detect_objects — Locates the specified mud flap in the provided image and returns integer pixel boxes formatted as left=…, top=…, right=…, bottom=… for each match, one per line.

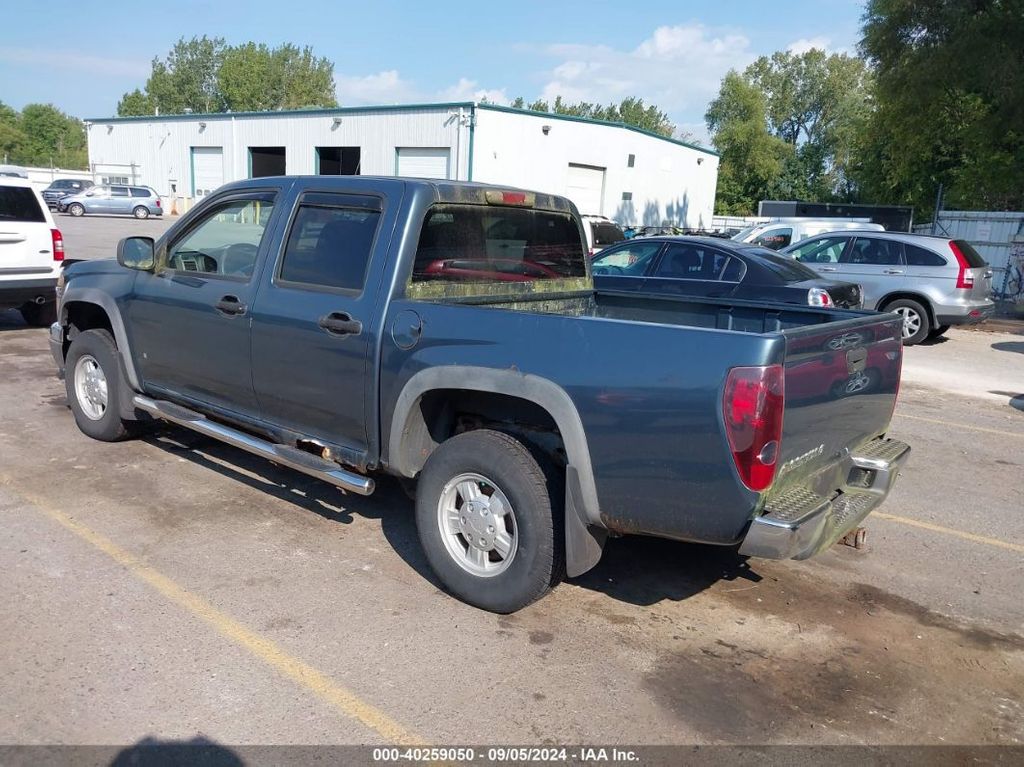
left=565, top=465, right=607, bottom=577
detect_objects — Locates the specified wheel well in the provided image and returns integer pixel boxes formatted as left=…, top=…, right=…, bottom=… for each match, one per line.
left=396, top=389, right=564, bottom=477
left=877, top=292, right=936, bottom=325
left=62, top=301, right=114, bottom=357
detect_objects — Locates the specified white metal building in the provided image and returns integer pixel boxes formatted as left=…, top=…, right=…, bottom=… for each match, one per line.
left=85, top=102, right=719, bottom=227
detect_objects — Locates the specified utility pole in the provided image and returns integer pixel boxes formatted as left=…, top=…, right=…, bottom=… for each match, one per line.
left=931, top=183, right=944, bottom=235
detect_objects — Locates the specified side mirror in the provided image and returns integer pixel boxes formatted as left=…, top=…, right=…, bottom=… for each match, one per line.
left=117, top=236, right=155, bottom=271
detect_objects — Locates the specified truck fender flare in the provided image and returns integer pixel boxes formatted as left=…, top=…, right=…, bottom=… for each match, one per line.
left=60, top=287, right=142, bottom=391
left=389, top=366, right=607, bottom=577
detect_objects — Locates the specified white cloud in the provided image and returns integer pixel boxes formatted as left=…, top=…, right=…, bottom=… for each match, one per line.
left=334, top=70, right=421, bottom=104
left=532, top=24, right=757, bottom=133
left=787, top=36, right=833, bottom=55
left=0, top=46, right=147, bottom=78
left=439, top=77, right=510, bottom=105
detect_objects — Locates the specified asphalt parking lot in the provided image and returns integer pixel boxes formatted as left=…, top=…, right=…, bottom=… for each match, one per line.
left=1, top=216, right=1022, bottom=748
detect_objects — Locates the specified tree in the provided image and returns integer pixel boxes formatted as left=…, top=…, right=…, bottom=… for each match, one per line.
left=117, top=37, right=336, bottom=116
left=0, top=102, right=86, bottom=168
left=705, top=72, right=793, bottom=214
left=508, top=95, right=676, bottom=137
left=859, top=0, right=1024, bottom=212
left=0, top=101, right=27, bottom=163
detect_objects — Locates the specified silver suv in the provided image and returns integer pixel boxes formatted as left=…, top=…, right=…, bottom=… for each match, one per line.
left=782, top=231, right=994, bottom=345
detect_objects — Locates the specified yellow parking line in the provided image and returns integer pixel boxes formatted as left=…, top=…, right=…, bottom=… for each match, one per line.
left=872, top=511, right=1024, bottom=554
left=2, top=480, right=423, bottom=746
left=894, top=412, right=1024, bottom=439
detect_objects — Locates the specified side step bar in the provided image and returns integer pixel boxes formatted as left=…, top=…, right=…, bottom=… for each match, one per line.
left=132, top=395, right=375, bottom=496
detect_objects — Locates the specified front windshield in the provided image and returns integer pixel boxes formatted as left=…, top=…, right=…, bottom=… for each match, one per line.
left=731, top=224, right=763, bottom=242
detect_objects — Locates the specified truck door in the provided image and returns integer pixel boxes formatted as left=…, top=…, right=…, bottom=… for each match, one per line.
left=250, top=189, right=396, bottom=462
left=128, top=190, right=282, bottom=415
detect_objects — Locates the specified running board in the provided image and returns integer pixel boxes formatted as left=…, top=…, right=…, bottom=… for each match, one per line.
left=132, top=395, right=375, bottom=496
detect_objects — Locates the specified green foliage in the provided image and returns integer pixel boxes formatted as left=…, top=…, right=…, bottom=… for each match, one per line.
left=509, top=96, right=677, bottom=138
left=117, top=36, right=337, bottom=116
left=0, top=101, right=86, bottom=169
left=706, top=51, right=871, bottom=214
left=859, top=0, right=1024, bottom=212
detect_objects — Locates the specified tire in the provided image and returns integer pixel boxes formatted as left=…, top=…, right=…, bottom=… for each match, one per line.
left=65, top=329, right=135, bottom=442
left=928, top=325, right=950, bottom=339
left=883, top=298, right=931, bottom=345
left=68, top=203, right=85, bottom=217
left=415, top=429, right=563, bottom=613
left=133, top=205, right=150, bottom=219
left=19, top=301, right=57, bottom=327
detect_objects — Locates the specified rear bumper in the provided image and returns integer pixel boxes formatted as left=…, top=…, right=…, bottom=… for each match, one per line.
left=739, top=437, right=911, bottom=560
left=936, top=300, right=995, bottom=326
left=0, top=277, right=58, bottom=309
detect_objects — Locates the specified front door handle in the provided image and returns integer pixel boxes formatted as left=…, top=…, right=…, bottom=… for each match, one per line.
left=215, top=295, right=247, bottom=316
left=818, top=266, right=837, bottom=272
left=318, top=311, right=362, bottom=336
left=883, top=269, right=905, bottom=275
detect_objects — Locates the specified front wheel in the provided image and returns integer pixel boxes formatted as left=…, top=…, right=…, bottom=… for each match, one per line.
left=68, top=203, right=85, bottom=217
left=415, top=429, right=563, bottom=613
left=884, top=298, right=931, bottom=345
left=65, top=329, right=136, bottom=441
left=133, top=205, right=150, bottom=219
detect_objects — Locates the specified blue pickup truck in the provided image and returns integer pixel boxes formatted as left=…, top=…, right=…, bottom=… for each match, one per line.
left=49, top=177, right=909, bottom=612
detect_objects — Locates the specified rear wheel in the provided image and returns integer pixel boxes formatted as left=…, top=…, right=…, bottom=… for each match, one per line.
left=415, top=429, right=563, bottom=613
left=19, top=301, right=57, bottom=327
left=884, top=298, right=931, bottom=345
left=928, top=325, right=950, bottom=339
left=68, top=203, right=85, bottom=217
left=65, top=329, right=136, bottom=441
left=133, top=205, right=150, bottom=219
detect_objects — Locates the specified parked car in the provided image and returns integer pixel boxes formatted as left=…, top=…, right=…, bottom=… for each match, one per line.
left=733, top=219, right=885, bottom=250
left=50, top=177, right=909, bottom=613
left=0, top=177, right=64, bottom=326
left=592, top=236, right=864, bottom=308
left=41, top=178, right=94, bottom=209
left=581, top=214, right=625, bottom=255
left=58, top=184, right=162, bottom=219
left=782, top=231, right=995, bottom=344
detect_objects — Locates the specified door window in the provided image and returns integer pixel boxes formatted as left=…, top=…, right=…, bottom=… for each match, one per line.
left=279, top=194, right=382, bottom=292
left=788, top=235, right=850, bottom=264
left=110, top=186, right=129, bottom=198
left=167, top=196, right=276, bottom=279
left=591, top=241, right=662, bottom=275
left=654, top=243, right=726, bottom=279
left=842, top=238, right=903, bottom=265
left=752, top=227, right=793, bottom=250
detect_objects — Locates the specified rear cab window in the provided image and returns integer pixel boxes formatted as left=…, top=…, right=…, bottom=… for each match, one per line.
left=752, top=227, right=793, bottom=250
left=0, top=186, right=45, bottom=222
left=591, top=221, right=625, bottom=248
left=409, top=204, right=589, bottom=299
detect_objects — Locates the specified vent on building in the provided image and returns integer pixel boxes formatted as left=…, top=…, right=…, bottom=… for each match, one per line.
left=621, top=192, right=633, bottom=201
left=627, top=154, right=635, bottom=168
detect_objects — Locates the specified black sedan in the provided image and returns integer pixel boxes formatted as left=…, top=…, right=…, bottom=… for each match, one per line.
left=591, top=236, right=862, bottom=308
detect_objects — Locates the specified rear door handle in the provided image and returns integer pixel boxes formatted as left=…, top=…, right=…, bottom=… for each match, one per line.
left=215, top=295, right=247, bottom=316
left=318, top=311, right=362, bottom=336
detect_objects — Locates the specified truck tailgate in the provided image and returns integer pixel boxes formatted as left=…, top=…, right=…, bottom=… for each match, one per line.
left=775, top=312, right=904, bottom=488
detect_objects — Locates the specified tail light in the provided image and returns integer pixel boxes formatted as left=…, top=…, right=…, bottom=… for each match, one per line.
left=155, top=199, right=162, bottom=207
left=51, top=229, right=64, bottom=262
left=723, top=365, right=785, bottom=492
left=949, top=242, right=974, bottom=289
left=808, top=287, right=832, bottom=307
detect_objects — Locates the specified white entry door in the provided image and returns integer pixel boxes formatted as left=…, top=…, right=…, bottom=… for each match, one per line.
left=192, top=147, right=224, bottom=198
left=566, top=163, right=606, bottom=216
left=396, top=147, right=450, bottom=179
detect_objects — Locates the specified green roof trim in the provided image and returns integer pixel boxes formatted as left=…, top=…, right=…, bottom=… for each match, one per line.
left=475, top=103, right=719, bottom=157
left=86, top=100, right=718, bottom=157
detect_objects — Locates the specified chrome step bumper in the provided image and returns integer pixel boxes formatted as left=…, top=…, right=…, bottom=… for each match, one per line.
left=739, top=438, right=910, bottom=560
left=132, top=395, right=374, bottom=496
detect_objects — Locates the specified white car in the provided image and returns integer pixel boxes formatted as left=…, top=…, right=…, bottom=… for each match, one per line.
left=581, top=214, right=625, bottom=256
left=732, top=218, right=885, bottom=251
left=0, top=177, right=64, bottom=326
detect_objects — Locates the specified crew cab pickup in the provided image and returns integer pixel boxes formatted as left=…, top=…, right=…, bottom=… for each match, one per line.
left=49, top=177, right=910, bottom=612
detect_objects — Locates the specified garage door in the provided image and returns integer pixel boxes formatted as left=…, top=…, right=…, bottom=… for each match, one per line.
left=396, top=148, right=450, bottom=180
left=566, top=163, right=606, bottom=215
left=191, top=147, right=224, bottom=198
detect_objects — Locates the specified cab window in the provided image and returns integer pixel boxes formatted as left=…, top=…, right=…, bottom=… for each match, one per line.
left=788, top=235, right=850, bottom=264
left=752, top=227, right=793, bottom=250
left=167, top=196, right=276, bottom=279
left=591, top=241, right=662, bottom=276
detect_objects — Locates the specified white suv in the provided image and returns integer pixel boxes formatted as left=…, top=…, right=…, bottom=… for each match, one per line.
left=0, top=177, right=64, bottom=326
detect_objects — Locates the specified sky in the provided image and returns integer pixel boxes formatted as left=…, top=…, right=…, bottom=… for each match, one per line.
left=0, top=0, right=865, bottom=143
